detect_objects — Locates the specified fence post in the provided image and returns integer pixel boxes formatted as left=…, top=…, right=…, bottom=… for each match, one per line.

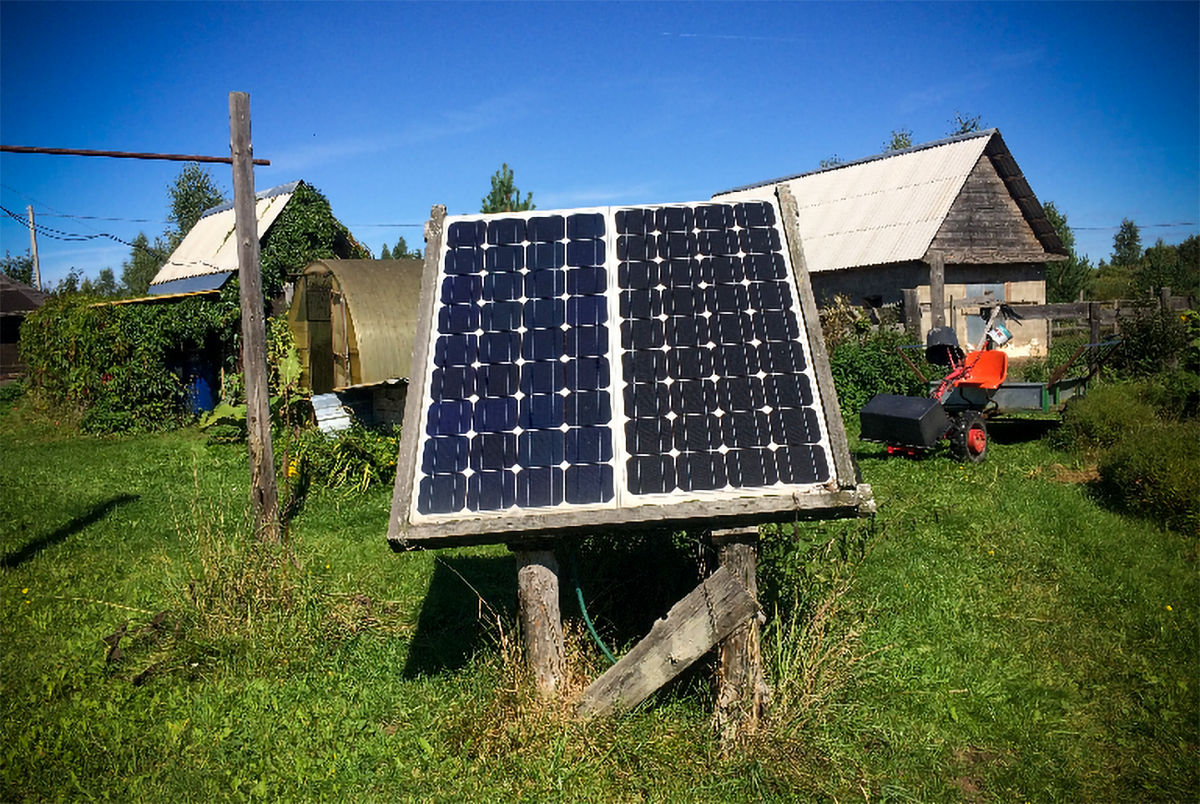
left=902, top=288, right=921, bottom=337
left=1160, top=287, right=1172, bottom=311
left=1089, top=302, right=1101, bottom=374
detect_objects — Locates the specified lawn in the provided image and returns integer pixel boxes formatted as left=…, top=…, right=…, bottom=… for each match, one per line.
left=1, top=399, right=1196, bottom=802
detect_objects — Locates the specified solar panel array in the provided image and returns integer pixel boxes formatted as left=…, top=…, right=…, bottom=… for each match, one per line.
left=407, top=200, right=833, bottom=525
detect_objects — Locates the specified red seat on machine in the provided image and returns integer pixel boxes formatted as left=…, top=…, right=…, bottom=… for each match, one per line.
left=957, top=350, right=1008, bottom=389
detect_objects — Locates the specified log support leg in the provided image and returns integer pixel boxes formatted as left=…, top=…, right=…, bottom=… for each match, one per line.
left=711, top=527, right=769, bottom=742
left=511, top=544, right=566, bottom=699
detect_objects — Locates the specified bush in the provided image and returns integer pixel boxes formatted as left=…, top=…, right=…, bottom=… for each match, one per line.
left=828, top=328, right=932, bottom=416
left=1115, top=307, right=1195, bottom=377
left=1051, top=382, right=1158, bottom=452
left=1098, top=422, right=1200, bottom=535
left=1139, top=368, right=1200, bottom=423
left=0, top=380, right=25, bottom=406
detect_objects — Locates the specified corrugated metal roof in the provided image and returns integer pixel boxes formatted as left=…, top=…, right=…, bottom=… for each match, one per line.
left=716, top=134, right=991, bottom=273
left=148, top=182, right=299, bottom=287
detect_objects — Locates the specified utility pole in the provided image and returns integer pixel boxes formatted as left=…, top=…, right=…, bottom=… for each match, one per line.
left=229, top=91, right=279, bottom=542
left=26, top=206, right=41, bottom=290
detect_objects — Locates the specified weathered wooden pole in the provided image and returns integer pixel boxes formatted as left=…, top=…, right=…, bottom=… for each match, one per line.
left=512, top=544, right=566, bottom=698
left=902, top=287, right=921, bottom=337
left=229, top=91, right=279, bottom=542
left=712, top=527, right=769, bottom=742
left=928, top=250, right=946, bottom=330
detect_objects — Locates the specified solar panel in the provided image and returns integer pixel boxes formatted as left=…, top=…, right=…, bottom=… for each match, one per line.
left=390, top=196, right=869, bottom=548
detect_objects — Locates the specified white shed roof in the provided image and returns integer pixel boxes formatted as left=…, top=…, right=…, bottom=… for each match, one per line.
left=148, top=181, right=299, bottom=291
left=714, top=132, right=994, bottom=273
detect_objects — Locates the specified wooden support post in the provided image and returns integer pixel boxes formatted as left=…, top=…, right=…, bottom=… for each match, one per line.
left=229, top=91, right=279, bottom=543
left=712, top=527, right=769, bottom=742
left=902, top=287, right=921, bottom=337
left=1088, top=301, right=1101, bottom=374
left=928, top=250, right=946, bottom=330
left=513, top=545, right=566, bottom=699
left=577, top=566, right=757, bottom=719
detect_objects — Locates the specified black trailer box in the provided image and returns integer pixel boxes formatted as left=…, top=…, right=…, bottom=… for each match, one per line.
left=859, top=394, right=953, bottom=448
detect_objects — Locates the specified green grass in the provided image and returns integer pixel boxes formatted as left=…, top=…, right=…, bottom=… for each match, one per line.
left=1, top=399, right=1196, bottom=802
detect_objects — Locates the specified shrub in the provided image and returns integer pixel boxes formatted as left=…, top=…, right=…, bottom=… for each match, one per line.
left=286, top=424, right=400, bottom=494
left=1139, top=368, right=1200, bottom=423
left=828, top=328, right=932, bottom=416
left=1098, top=422, right=1200, bottom=535
left=0, top=380, right=25, bottom=406
left=1115, top=307, right=1195, bottom=377
left=1051, top=382, right=1158, bottom=452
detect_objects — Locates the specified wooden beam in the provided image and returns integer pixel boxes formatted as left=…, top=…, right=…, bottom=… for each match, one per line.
left=902, top=288, right=921, bottom=337
left=712, top=529, right=769, bottom=741
left=229, top=92, right=278, bottom=542
left=513, top=546, right=566, bottom=699
left=928, top=250, right=946, bottom=329
left=576, top=566, right=758, bottom=718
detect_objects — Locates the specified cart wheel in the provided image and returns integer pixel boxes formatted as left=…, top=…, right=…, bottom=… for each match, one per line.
left=950, top=411, right=988, bottom=463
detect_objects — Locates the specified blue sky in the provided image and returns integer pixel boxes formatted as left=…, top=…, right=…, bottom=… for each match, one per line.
left=2, top=1, right=1196, bottom=289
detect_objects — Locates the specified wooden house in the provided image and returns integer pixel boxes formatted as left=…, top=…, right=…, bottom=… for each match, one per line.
left=713, top=129, right=1068, bottom=355
left=0, top=273, right=47, bottom=379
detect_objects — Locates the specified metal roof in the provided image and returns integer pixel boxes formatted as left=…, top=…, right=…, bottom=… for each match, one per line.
left=0, top=273, right=48, bottom=316
left=713, top=130, right=1062, bottom=272
left=148, top=181, right=300, bottom=289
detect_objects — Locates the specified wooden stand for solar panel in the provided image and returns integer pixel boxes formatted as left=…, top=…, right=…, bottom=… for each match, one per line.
left=388, top=188, right=874, bottom=735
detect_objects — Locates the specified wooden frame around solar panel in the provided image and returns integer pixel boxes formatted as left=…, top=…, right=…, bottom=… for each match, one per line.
left=388, top=187, right=873, bottom=549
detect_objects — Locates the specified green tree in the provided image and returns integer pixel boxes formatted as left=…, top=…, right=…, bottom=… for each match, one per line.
left=481, top=163, right=535, bottom=213
left=1042, top=202, right=1094, bottom=302
left=1134, top=236, right=1200, bottom=298
left=80, top=268, right=120, bottom=298
left=947, top=111, right=983, bottom=136
left=819, top=154, right=844, bottom=169
left=387, top=236, right=421, bottom=260
left=166, top=163, right=228, bottom=249
left=379, top=243, right=392, bottom=260
left=1111, top=218, right=1142, bottom=267
left=1, top=250, right=35, bottom=286
left=121, top=233, right=166, bottom=297
left=883, top=128, right=913, bottom=153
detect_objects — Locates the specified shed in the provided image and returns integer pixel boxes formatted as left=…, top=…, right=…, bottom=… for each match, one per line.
left=148, top=181, right=300, bottom=295
left=288, top=259, right=423, bottom=426
left=714, top=129, right=1068, bottom=355
left=0, top=273, right=48, bottom=378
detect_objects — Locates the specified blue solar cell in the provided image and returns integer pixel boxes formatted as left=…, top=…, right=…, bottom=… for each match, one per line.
left=620, top=319, right=665, bottom=350
left=698, top=230, right=741, bottom=256
left=478, top=331, right=520, bottom=364
left=624, top=381, right=670, bottom=419
left=656, top=206, right=694, bottom=233
left=566, top=426, right=613, bottom=464
left=438, top=304, right=479, bottom=334
left=667, top=316, right=710, bottom=349
left=743, top=254, right=786, bottom=281
left=474, top=397, right=518, bottom=433
left=712, top=312, right=751, bottom=345
left=467, top=470, right=516, bottom=511
left=566, top=268, right=607, bottom=296
left=565, top=325, right=608, bottom=358
left=525, top=268, right=566, bottom=298
left=487, top=217, right=526, bottom=245
left=565, top=464, right=613, bottom=504
left=567, top=239, right=606, bottom=267
left=769, top=406, right=822, bottom=445
left=483, top=271, right=523, bottom=302
left=666, top=347, right=717, bottom=380
left=518, top=429, right=565, bottom=467
left=735, top=201, right=775, bottom=228
left=567, top=213, right=605, bottom=239
left=750, top=281, right=790, bottom=311
left=626, top=454, right=675, bottom=495
left=480, top=301, right=522, bottom=332
left=433, top=334, right=477, bottom=368
left=760, top=341, right=808, bottom=374
left=520, top=360, right=565, bottom=394
left=657, top=232, right=697, bottom=260
left=675, top=413, right=723, bottom=453
left=445, top=247, right=484, bottom=275
left=567, top=295, right=607, bottom=326
left=516, top=467, right=565, bottom=508
left=694, top=204, right=734, bottom=230
left=623, top=350, right=667, bottom=383
left=527, top=242, right=565, bottom=271
left=422, top=436, right=470, bottom=475
left=524, top=298, right=565, bottom=329
left=430, top=366, right=474, bottom=400
left=418, top=474, right=467, bottom=514
left=564, top=357, right=609, bottom=391
left=718, top=343, right=759, bottom=377
left=712, top=284, right=749, bottom=314
left=725, top=448, right=776, bottom=488
left=716, top=376, right=766, bottom=412
left=485, top=245, right=524, bottom=272
left=755, top=309, right=801, bottom=342
left=426, top=399, right=473, bottom=436
left=619, top=260, right=658, bottom=288
left=617, top=235, right=655, bottom=262
left=620, top=289, right=661, bottom=319
left=765, top=373, right=814, bottom=409
left=676, top=452, right=726, bottom=492
left=441, top=275, right=481, bottom=305
left=615, top=208, right=654, bottom=235
left=626, top=416, right=675, bottom=455
left=664, top=259, right=699, bottom=288
left=710, top=256, right=745, bottom=284
left=519, top=393, right=565, bottom=429
left=470, top=432, right=518, bottom=471
left=522, top=328, right=564, bottom=361
left=446, top=220, right=486, bottom=248
left=723, top=411, right=771, bottom=449
left=565, top=390, right=610, bottom=427
left=775, top=445, right=827, bottom=485
left=740, top=227, right=782, bottom=254
left=477, top=363, right=519, bottom=397
left=670, top=380, right=714, bottom=415
left=527, top=215, right=565, bottom=243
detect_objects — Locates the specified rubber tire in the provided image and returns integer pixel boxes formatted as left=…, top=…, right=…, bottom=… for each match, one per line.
left=950, top=411, right=988, bottom=463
